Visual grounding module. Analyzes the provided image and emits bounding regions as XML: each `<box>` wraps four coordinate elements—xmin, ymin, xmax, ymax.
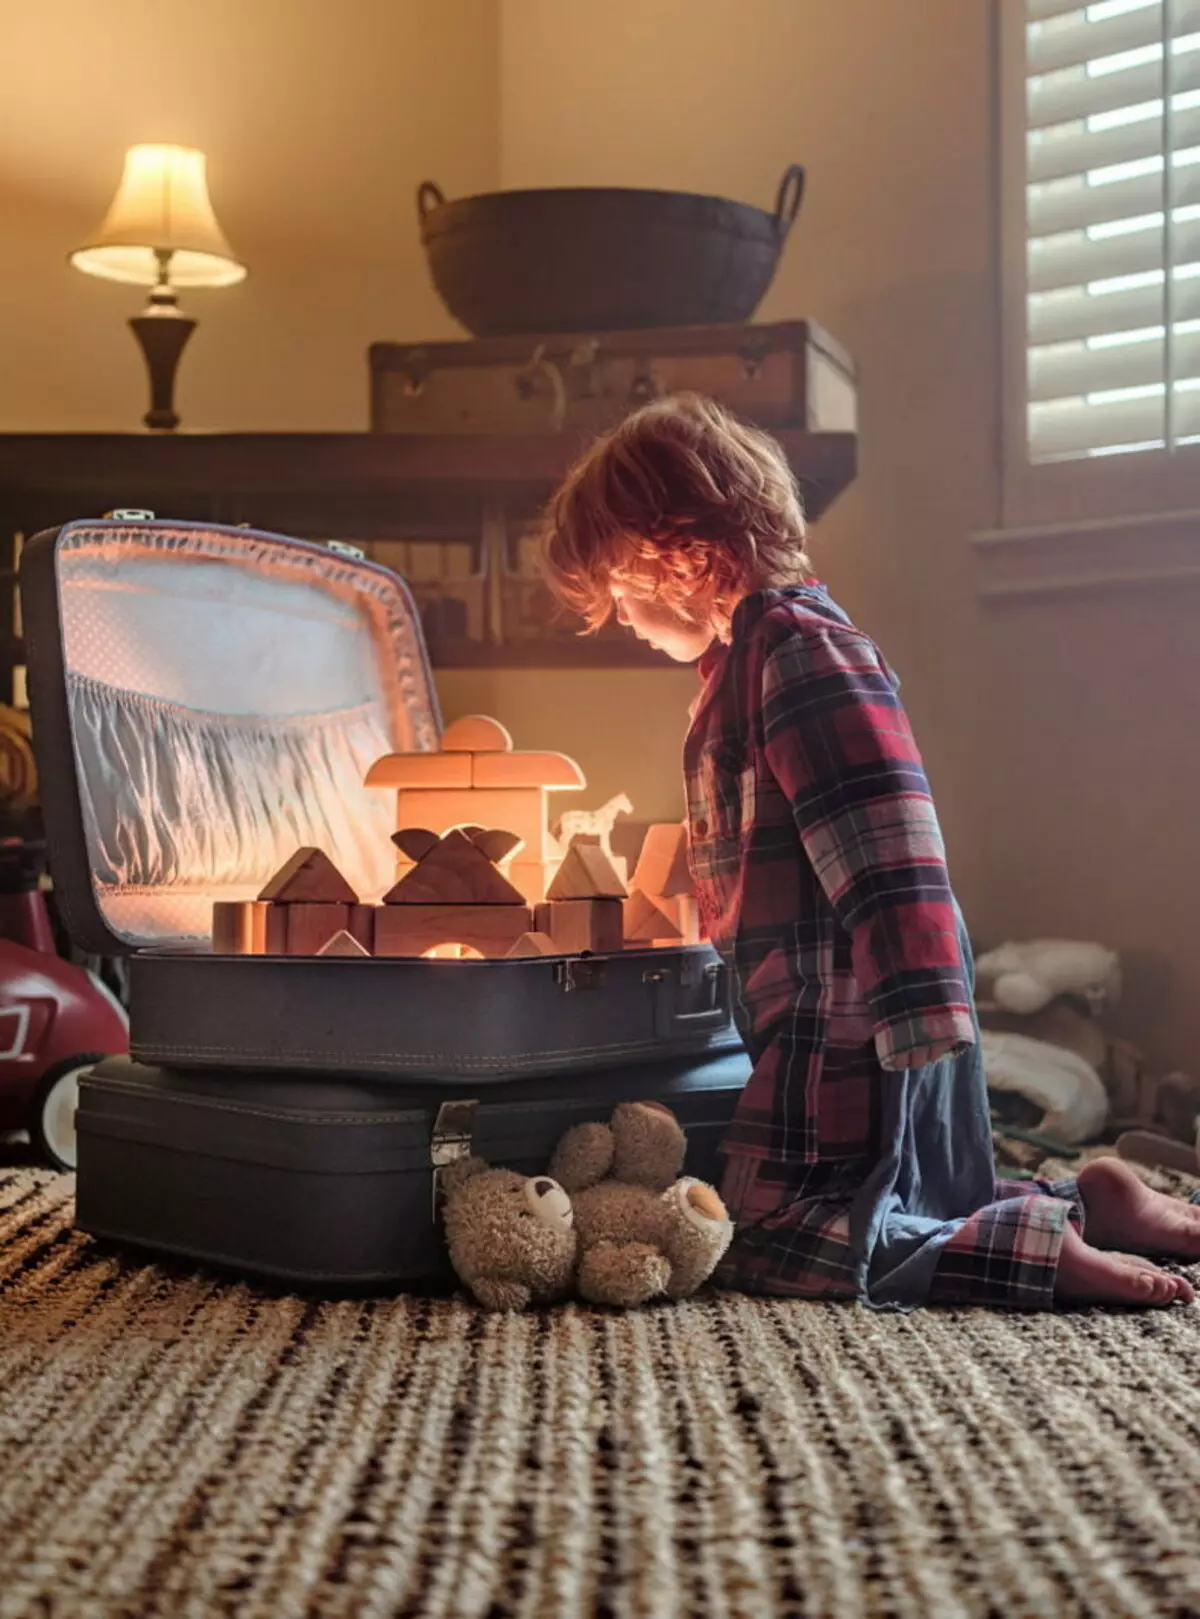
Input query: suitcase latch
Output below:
<box><xmin>555</xmin><ymin>957</ymin><xmax>608</xmax><ymax>993</ymax></box>
<box><xmin>431</xmin><ymin>1099</ymin><xmax>478</xmax><ymax>1218</ymax></box>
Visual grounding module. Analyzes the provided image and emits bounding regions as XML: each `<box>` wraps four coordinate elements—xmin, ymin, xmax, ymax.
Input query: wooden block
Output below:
<box><xmin>395</xmin><ymin>788</ymin><xmax>556</xmax><ymax>865</ymax></box>
<box><xmin>466</xmin><ymin>827</ymin><xmax>524</xmax><ymax>863</ymax></box>
<box><xmin>286</xmin><ymin>903</ymin><xmax>351</xmax><ymax>956</ymax></box>
<box><xmin>374</xmin><ymin>903</ymin><xmax>532</xmax><ymax>958</ymax></box>
<box><xmin>393</xmin><ymin>828</ymin><xmax>442</xmax><ymax>861</ymax></box>
<box><xmin>632</xmin><ymin>824</ymin><xmax>694</xmax><ymax>899</ymax></box>
<box><xmin>318</xmin><ymin>930</ymin><xmax>371</xmax><ymax>957</ymax></box>
<box><xmin>441</xmin><ymin>715</ymin><xmax>513</xmax><ymax>753</ymax></box>
<box><xmin>624</xmin><ymin>889</ymin><xmax>682</xmax><ymax>945</ymax></box>
<box><xmin>547</xmin><ymin>839</ymin><xmax>628</xmax><ymax>901</ymax></box>
<box><xmin>264</xmin><ymin>903</ymin><xmax>289</xmax><ymax>955</ymax></box>
<box><xmin>348</xmin><ymin>904</ymin><xmax>376</xmax><ymax>953</ymax></box>
<box><xmin>259</xmin><ymin>847</ymin><xmax>359</xmax><ymax>905</ymax></box>
<box><xmin>364</xmin><ymin>752</ymin><xmax>472</xmax><ymax>790</ymax></box>
<box><xmin>535</xmin><ymin>899</ymin><xmax>624</xmax><ymax>955</ymax></box>
<box><xmin>506</xmin><ymin>932</ymin><xmax>559</xmax><ymax>958</ymax></box>
<box><xmin>211</xmin><ymin>901</ymin><xmax>268</xmax><ymax>955</ymax></box>
<box><xmin>471</xmin><ymin>750</ymin><xmax>587</xmax><ymax>790</ymax></box>
<box><xmin>676</xmin><ymin>894</ymin><xmax>701</xmax><ymax>947</ymax></box>
<box><xmin>507</xmin><ymin>860</ymin><xmax>550</xmax><ymax>907</ymax></box>
<box><xmin>1116</xmin><ymin>1130</ymin><xmax>1200</xmax><ymax>1176</ymax></box>
<box><xmin>384</xmin><ymin>829</ymin><xmax>527</xmax><ymax>905</ymax></box>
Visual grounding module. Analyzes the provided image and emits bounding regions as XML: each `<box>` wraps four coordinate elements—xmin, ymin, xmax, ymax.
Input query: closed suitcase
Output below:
<box><xmin>21</xmin><ymin>517</ymin><xmax>740</xmax><ymax>1080</ymax></box>
<box><xmin>369</xmin><ymin>319</ymin><xmax>857</xmax><ymax>439</ymax></box>
<box><xmin>76</xmin><ymin>1049</ymin><xmax>751</xmax><ymax>1286</ymax></box>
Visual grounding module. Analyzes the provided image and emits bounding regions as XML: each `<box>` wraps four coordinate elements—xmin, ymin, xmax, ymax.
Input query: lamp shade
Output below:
<box><xmin>70</xmin><ymin>144</ymin><xmax>246</xmax><ymax>288</ymax></box>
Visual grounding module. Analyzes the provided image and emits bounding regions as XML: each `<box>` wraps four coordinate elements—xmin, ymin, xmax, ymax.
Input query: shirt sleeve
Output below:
<box><xmin>760</xmin><ymin>625</ymin><xmax>976</xmax><ymax>1070</ymax></box>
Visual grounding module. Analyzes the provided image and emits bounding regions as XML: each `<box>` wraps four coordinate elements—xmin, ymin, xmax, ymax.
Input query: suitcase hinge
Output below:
<box><xmin>431</xmin><ymin>1099</ymin><xmax>478</xmax><ymax>1218</ymax></box>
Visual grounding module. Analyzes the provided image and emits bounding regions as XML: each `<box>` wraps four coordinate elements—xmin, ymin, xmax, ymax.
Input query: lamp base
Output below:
<box><xmin>129</xmin><ymin>300</ymin><xmax>196</xmax><ymax>433</ymax></box>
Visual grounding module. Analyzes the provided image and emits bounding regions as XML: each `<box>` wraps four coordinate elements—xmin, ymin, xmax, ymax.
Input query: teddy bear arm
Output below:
<box><xmin>577</xmin><ymin>1241</ymin><xmax>671</xmax><ymax>1308</ymax></box>
<box><xmin>548</xmin><ymin>1121</ymin><xmax>615</xmax><ymax>1193</ymax></box>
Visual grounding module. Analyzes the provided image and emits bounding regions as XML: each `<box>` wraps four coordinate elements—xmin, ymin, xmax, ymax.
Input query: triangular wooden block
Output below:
<box><xmin>547</xmin><ymin>838</ymin><xmax>627</xmax><ymax>901</ymax></box>
<box><xmin>318</xmin><ymin>929</ymin><xmax>371</xmax><ymax>957</ymax></box>
<box><xmin>259</xmin><ymin>847</ymin><xmax>359</xmax><ymax>905</ymax></box>
<box><xmin>506</xmin><ymin>932</ymin><xmax>559</xmax><ymax>958</ymax></box>
<box><xmin>624</xmin><ymin>889</ymin><xmax>682</xmax><ymax>943</ymax></box>
<box><xmin>384</xmin><ymin>829</ymin><xmax>527</xmax><ymax>906</ymax></box>
<box><xmin>632</xmin><ymin>824</ymin><xmax>694</xmax><ymax>899</ymax></box>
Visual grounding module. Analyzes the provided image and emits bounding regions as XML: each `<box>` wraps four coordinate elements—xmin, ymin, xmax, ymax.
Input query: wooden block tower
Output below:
<box><xmin>365</xmin><ymin>714</ymin><xmax>586</xmax><ymax>905</ymax></box>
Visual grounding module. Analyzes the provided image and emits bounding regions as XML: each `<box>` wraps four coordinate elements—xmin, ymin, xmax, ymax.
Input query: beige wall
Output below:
<box><xmin>495</xmin><ymin>0</ymin><xmax>1198</xmax><ymax>1072</ymax></box>
<box><xmin>0</xmin><ymin>0</ymin><xmax>498</xmax><ymax>432</ymax></box>
<box><xmin>495</xmin><ymin>0</ymin><xmax>997</xmax><ymax>916</ymax></box>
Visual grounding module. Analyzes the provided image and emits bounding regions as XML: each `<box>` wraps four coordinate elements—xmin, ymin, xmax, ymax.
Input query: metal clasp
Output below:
<box><xmin>431</xmin><ymin>1098</ymin><xmax>478</xmax><ymax>1218</ymax></box>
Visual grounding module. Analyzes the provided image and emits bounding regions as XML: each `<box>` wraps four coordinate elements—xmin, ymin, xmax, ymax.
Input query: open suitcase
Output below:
<box><xmin>21</xmin><ymin>516</ymin><xmax>750</xmax><ymax>1284</ymax></box>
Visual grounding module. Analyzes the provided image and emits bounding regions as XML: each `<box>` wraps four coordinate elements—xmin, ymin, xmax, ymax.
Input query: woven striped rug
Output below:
<box><xmin>3</xmin><ymin>1163</ymin><xmax>1200</xmax><ymax>1618</ymax></box>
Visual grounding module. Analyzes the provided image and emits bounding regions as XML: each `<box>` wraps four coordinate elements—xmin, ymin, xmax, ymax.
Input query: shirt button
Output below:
<box><xmin>694</xmin><ymin>819</ymin><xmax>709</xmax><ymax>838</ymax></box>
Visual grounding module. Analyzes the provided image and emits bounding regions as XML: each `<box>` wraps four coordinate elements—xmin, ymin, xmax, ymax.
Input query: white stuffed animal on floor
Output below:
<box><xmin>980</xmin><ymin>1029</ymin><xmax>1110</xmax><ymax>1145</ymax></box>
<box><xmin>975</xmin><ymin>939</ymin><xmax>1120</xmax><ymax>1017</ymax></box>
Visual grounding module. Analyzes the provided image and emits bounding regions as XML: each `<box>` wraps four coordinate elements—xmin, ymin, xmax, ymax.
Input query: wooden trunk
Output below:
<box><xmin>369</xmin><ymin>320</ymin><xmax>856</xmax><ymax>439</ymax></box>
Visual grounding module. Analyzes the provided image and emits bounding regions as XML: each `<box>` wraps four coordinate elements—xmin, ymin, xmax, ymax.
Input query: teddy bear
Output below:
<box><xmin>440</xmin><ymin>1157</ymin><xmax>577</xmax><ymax>1312</ymax></box>
<box><xmin>440</xmin><ymin>1103</ymin><xmax>733</xmax><ymax>1311</ymax></box>
<box><xmin>547</xmin><ymin>1101</ymin><xmax>734</xmax><ymax>1308</ymax></box>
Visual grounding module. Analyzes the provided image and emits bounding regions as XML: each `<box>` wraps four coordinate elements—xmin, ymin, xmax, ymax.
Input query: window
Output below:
<box><xmin>1001</xmin><ymin>0</ymin><xmax>1200</xmax><ymax>525</ymax></box>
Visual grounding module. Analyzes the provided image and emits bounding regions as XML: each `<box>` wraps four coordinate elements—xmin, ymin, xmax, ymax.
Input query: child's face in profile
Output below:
<box><xmin>610</xmin><ymin>581</ymin><xmax>714</xmax><ymax>663</ymax></box>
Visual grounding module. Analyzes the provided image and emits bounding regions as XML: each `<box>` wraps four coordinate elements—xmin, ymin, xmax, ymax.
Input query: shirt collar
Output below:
<box><xmin>729</xmin><ymin>581</ymin><xmax>824</xmax><ymax>641</ymax></box>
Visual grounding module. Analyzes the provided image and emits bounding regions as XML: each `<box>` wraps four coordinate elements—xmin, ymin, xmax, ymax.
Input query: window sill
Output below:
<box><xmin>971</xmin><ymin>508</ymin><xmax>1200</xmax><ymax>602</ymax></box>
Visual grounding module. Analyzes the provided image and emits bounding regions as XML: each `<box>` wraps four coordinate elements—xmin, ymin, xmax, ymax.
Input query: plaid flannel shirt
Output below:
<box><xmin>684</xmin><ymin>588</ymin><xmax>1076</xmax><ymax>1307</ymax></box>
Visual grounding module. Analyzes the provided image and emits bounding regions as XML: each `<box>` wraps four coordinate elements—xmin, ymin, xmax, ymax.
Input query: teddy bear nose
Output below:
<box><xmin>525</xmin><ymin>1175</ymin><xmax>573</xmax><ymax>1232</ymax></box>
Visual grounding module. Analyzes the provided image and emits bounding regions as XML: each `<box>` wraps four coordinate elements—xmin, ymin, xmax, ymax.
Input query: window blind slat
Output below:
<box><xmin>1029</xmin><ymin>166</ymin><xmax>1197</xmax><ymax>235</ymax></box>
<box><xmin>1028</xmin><ymin>104</ymin><xmax>1200</xmax><ymax>186</ymax></box>
<box><xmin>1027</xmin><ymin>387</ymin><xmax>1200</xmax><ymax>458</ymax></box>
<box><xmin>1028</xmin><ymin>54</ymin><xmax>1200</xmax><ymax>130</ymax></box>
<box><xmin>1028</xmin><ymin>0</ymin><xmax>1088</xmax><ymax>22</ymax></box>
<box><xmin>1028</xmin><ymin>4</ymin><xmax>1166</xmax><ymax>77</ymax></box>
<box><xmin>1029</xmin><ymin>279</ymin><xmax>1200</xmax><ymax>345</ymax></box>
<box><xmin>1029</xmin><ymin>330</ymin><xmax>1200</xmax><ymax>400</ymax></box>
<box><xmin>1029</xmin><ymin>217</ymin><xmax>1200</xmax><ymax>293</ymax></box>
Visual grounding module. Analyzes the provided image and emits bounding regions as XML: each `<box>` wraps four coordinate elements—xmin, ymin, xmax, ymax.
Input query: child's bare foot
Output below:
<box><xmin>1076</xmin><ymin>1157</ymin><xmax>1200</xmax><ymax>1259</ymax></box>
<box><xmin>1054</xmin><ymin>1223</ymin><xmax>1193</xmax><ymax>1306</ymax></box>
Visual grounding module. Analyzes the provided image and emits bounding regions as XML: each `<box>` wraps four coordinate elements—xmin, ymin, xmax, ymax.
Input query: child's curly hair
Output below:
<box><xmin>538</xmin><ymin>393</ymin><xmax>812</xmax><ymax>637</ymax></box>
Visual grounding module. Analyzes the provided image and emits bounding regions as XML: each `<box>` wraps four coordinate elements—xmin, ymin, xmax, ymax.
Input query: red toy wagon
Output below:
<box><xmin>0</xmin><ymin>838</ymin><xmax>128</xmax><ymax>1169</ymax></box>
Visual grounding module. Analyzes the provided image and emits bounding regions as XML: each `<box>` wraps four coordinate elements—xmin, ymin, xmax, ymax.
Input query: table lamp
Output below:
<box><xmin>70</xmin><ymin>144</ymin><xmax>246</xmax><ymax>431</ymax></box>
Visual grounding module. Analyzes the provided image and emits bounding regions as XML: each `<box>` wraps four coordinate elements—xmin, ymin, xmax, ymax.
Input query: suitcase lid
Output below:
<box><xmin>22</xmin><ymin>517</ymin><xmax>441</xmax><ymax>957</ymax></box>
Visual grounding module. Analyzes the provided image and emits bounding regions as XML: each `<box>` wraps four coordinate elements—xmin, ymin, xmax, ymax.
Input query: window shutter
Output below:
<box><xmin>1025</xmin><ymin>0</ymin><xmax>1200</xmax><ymax>461</ymax></box>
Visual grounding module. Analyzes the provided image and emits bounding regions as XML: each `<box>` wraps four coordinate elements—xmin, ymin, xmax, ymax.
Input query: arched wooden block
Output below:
<box><xmin>441</xmin><ymin>715</ymin><xmax>513</xmax><ymax>753</ymax></box>
<box><xmin>365</xmin><ymin>752</ymin><xmax>472</xmax><ymax>790</ymax></box>
<box><xmin>471</xmin><ymin>751</ymin><xmax>586</xmax><ymax>790</ymax></box>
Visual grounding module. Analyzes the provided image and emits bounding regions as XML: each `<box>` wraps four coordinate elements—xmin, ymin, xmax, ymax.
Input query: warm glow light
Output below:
<box><xmin>423</xmin><ymin>944</ymin><xmax>485</xmax><ymax>960</ymax></box>
<box><xmin>70</xmin><ymin>144</ymin><xmax>246</xmax><ymax>289</ymax></box>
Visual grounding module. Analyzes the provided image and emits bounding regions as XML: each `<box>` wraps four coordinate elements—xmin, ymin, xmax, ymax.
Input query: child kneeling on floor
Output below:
<box><xmin>539</xmin><ymin>393</ymin><xmax>1200</xmax><ymax>1310</ymax></box>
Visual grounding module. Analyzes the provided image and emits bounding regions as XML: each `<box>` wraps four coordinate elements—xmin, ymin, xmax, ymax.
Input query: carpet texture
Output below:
<box><xmin>3</xmin><ymin>1165</ymin><xmax>1200</xmax><ymax>1619</ymax></box>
